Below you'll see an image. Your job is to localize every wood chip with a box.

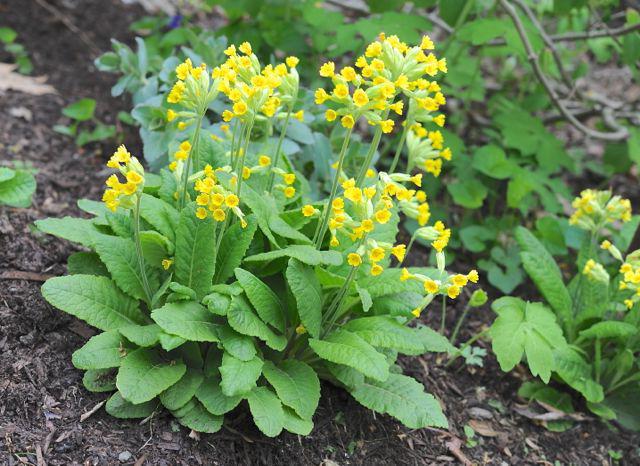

[134,454,147,466]
[444,437,473,466]
[468,419,501,437]
[0,270,55,281]
[0,64,57,95]
[35,445,45,466]
[80,400,105,422]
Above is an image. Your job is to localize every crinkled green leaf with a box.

[343,317,426,355]
[309,329,389,382]
[350,373,448,429]
[0,169,36,208]
[35,217,100,247]
[160,369,204,411]
[282,406,314,435]
[105,391,158,419]
[119,324,161,347]
[67,252,109,277]
[42,275,145,331]
[71,330,126,370]
[227,296,286,350]
[116,348,186,404]
[235,268,284,331]
[246,386,284,437]
[196,376,242,415]
[171,399,223,433]
[579,321,638,340]
[214,215,257,284]
[553,346,604,403]
[139,193,179,242]
[245,245,342,267]
[217,325,256,361]
[83,368,116,392]
[219,352,263,396]
[263,360,320,419]
[151,301,221,342]
[286,259,322,338]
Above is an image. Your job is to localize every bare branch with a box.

[552,21,640,42]
[498,0,629,141]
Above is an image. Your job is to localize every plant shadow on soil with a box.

[0,1,638,464]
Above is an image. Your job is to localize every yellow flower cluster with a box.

[569,189,632,231]
[168,140,192,172]
[405,125,452,177]
[315,33,448,133]
[214,42,299,122]
[193,165,247,227]
[102,145,145,212]
[166,57,220,120]
[401,268,479,316]
[378,172,431,226]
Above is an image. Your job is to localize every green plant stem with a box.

[355,109,390,187]
[388,121,409,173]
[450,303,471,344]
[313,128,353,248]
[399,231,417,268]
[439,294,447,334]
[234,115,256,200]
[179,113,204,209]
[594,337,601,383]
[445,328,489,368]
[322,267,357,338]
[606,373,640,395]
[133,194,153,307]
[267,105,294,193]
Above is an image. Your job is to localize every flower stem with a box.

[234,115,255,200]
[355,109,390,187]
[388,121,409,173]
[313,128,353,248]
[134,194,153,307]
[179,113,204,209]
[450,302,470,344]
[267,105,294,193]
[321,266,357,338]
[439,294,447,334]
[399,231,416,268]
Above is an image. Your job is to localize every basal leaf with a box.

[196,376,242,415]
[246,386,284,437]
[83,368,116,392]
[0,169,36,208]
[67,251,109,277]
[282,406,314,435]
[171,399,223,433]
[227,296,286,350]
[217,325,256,361]
[579,321,638,340]
[35,217,100,248]
[159,369,204,411]
[116,348,186,404]
[214,215,257,284]
[119,324,161,347]
[245,245,342,267]
[235,268,285,331]
[286,259,322,338]
[262,360,320,419]
[175,203,216,298]
[342,316,425,355]
[71,330,127,370]
[309,329,389,382]
[42,275,145,331]
[151,301,221,342]
[105,391,157,419]
[139,193,179,242]
[350,373,448,429]
[219,352,263,396]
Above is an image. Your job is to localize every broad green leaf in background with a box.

[471,145,514,179]
[41,275,145,331]
[0,169,36,207]
[350,373,448,429]
[116,348,186,404]
[490,297,566,383]
[447,179,488,209]
[286,258,322,338]
[62,98,96,121]
[214,215,257,284]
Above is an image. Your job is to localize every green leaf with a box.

[171,399,223,433]
[62,98,96,121]
[71,330,126,370]
[343,317,426,355]
[105,391,157,419]
[471,145,514,179]
[35,217,100,247]
[416,325,455,353]
[219,352,263,396]
[116,348,186,404]
[94,234,158,301]
[119,324,161,347]
[350,373,448,429]
[196,376,242,415]
[227,296,286,351]
[83,368,116,392]
[139,193,179,243]
[282,406,314,435]
[579,321,638,340]
[309,329,389,382]
[158,333,186,351]
[356,284,373,312]
[175,203,216,299]
[235,268,284,331]
[246,386,284,437]
[240,185,280,246]
[214,216,257,284]
[515,227,573,331]
[286,259,323,338]
[263,360,320,419]
[245,245,342,267]
[0,167,15,182]
[553,346,604,403]
[41,275,145,331]
[151,301,221,342]
[0,27,17,43]
[0,169,36,207]
[490,297,566,383]
[67,252,109,276]
[160,369,204,410]
[447,179,487,209]
[217,325,256,361]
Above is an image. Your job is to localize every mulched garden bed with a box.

[1,1,638,464]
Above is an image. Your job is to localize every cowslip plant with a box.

[0,162,36,208]
[38,35,479,436]
[489,189,640,431]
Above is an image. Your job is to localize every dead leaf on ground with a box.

[468,419,501,437]
[0,64,57,96]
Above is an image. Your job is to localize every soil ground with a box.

[1,1,639,465]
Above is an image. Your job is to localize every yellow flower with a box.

[374,209,391,224]
[239,41,252,55]
[424,279,439,294]
[601,240,612,250]
[391,244,406,262]
[224,45,236,56]
[295,324,307,335]
[167,109,177,122]
[222,110,234,122]
[369,247,385,262]
[433,114,445,127]
[467,270,479,283]
[315,88,329,104]
[319,61,335,77]
[294,110,304,122]
[410,174,422,187]
[242,166,251,180]
[286,56,299,68]
[347,253,362,267]
[326,109,337,122]
[341,66,357,81]
[178,121,187,130]
[233,101,248,115]
[380,119,394,134]
[284,186,296,198]
[400,268,413,281]
[169,161,177,171]
[447,285,461,299]
[344,187,362,203]
[161,259,173,270]
[625,299,634,309]
[334,84,349,99]
[411,308,421,318]
[302,205,316,217]
[361,219,374,233]
[258,155,271,167]
[179,141,191,152]
[366,168,375,178]
[283,173,296,185]
[452,274,468,287]
[213,208,226,222]
[420,35,435,50]
[225,194,239,208]
[371,264,383,276]
[389,101,403,115]
[341,115,355,128]
[353,88,369,107]
[175,150,188,161]
[210,193,225,206]
[330,236,339,247]
[365,41,382,57]
[196,193,210,206]
[196,207,208,219]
